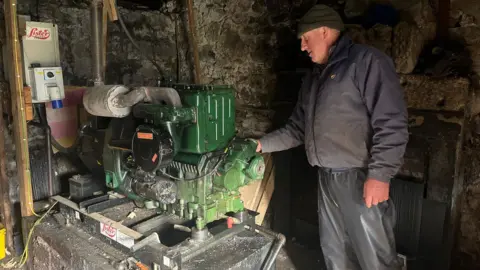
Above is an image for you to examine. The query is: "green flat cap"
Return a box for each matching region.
[297,5,344,38]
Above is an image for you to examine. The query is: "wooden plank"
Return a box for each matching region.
[250,154,273,210]
[4,0,33,217]
[240,154,272,209]
[239,180,261,210]
[239,153,275,226]
[255,169,275,225]
[239,154,272,210]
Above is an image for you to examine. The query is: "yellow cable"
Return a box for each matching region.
[27,175,41,218]
[1,201,58,268]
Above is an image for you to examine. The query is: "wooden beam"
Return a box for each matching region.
[104,0,118,21]
[187,0,201,84]
[3,0,34,217]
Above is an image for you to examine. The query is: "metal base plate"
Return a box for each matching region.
[51,195,276,270]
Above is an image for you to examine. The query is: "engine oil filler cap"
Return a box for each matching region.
[132,125,174,172]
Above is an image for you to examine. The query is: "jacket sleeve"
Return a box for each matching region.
[258,77,307,153]
[357,52,409,183]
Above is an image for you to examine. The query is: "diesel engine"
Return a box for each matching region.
[82,83,265,231]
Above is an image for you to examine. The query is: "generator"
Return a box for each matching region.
[52,83,283,269]
[82,83,265,230]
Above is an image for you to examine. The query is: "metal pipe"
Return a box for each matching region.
[187,0,201,84]
[112,87,147,108]
[109,86,183,109]
[46,125,53,197]
[91,0,104,86]
[245,224,286,270]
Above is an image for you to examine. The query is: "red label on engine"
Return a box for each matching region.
[137,132,153,140]
[152,153,158,162]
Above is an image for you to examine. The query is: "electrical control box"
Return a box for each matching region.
[28,67,65,107]
[2,19,65,108]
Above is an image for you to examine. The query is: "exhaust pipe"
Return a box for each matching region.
[91,0,104,86]
[83,85,182,118]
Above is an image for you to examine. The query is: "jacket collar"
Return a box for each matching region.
[312,33,352,72]
[328,33,351,65]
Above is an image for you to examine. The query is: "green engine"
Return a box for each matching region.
[87,84,265,230]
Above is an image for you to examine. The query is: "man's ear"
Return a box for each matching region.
[319,27,327,38]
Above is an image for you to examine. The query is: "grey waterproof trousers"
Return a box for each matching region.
[317,168,401,270]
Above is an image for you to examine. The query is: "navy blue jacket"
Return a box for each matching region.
[259,34,409,183]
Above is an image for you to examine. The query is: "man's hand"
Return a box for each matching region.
[256,141,262,152]
[363,179,389,208]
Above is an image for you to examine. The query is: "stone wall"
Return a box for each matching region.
[459,132,480,270]
[450,1,480,269]
[457,78,480,270]
[21,0,284,109]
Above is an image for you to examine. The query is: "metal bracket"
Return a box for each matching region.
[131,232,161,253]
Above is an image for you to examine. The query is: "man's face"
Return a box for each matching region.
[300,28,330,64]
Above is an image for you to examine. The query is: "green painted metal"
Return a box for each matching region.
[171,84,236,154]
[102,84,264,230]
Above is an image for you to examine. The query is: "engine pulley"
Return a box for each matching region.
[132,125,174,172]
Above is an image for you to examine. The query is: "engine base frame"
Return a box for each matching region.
[51,195,279,270]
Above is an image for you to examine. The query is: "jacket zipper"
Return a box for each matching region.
[311,64,332,167]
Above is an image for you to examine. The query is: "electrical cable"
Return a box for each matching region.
[27,175,41,218]
[112,1,164,79]
[0,201,59,268]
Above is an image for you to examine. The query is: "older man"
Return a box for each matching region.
[256,4,408,270]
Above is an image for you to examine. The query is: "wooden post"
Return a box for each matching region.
[104,0,118,21]
[3,0,34,218]
[187,0,201,84]
[0,84,14,254]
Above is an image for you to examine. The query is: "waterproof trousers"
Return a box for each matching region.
[317,167,401,270]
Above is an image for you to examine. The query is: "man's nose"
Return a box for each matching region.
[301,41,307,51]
